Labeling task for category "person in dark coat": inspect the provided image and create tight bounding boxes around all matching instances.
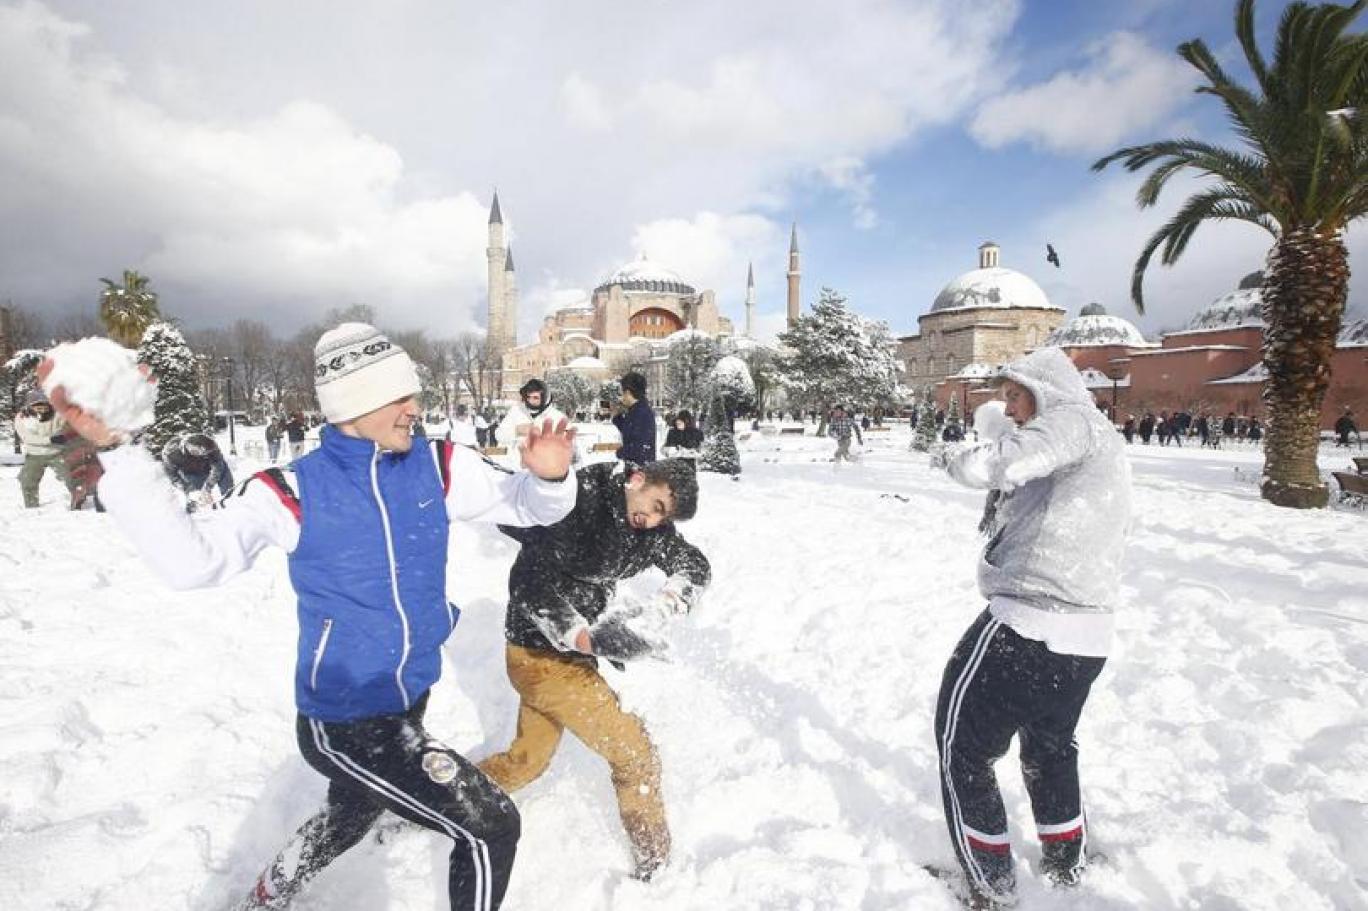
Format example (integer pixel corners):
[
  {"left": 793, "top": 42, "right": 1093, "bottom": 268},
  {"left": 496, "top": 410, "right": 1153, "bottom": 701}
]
[
  {"left": 1335, "top": 408, "right": 1359, "bottom": 447},
  {"left": 479, "top": 459, "right": 709, "bottom": 882},
  {"left": 285, "top": 412, "right": 308, "bottom": 458},
  {"left": 612, "top": 371, "right": 657, "bottom": 464},
  {"left": 162, "top": 432, "right": 236, "bottom": 512},
  {"left": 663, "top": 409, "right": 703, "bottom": 456},
  {"left": 1138, "top": 413, "right": 1155, "bottom": 444},
  {"left": 1122, "top": 415, "right": 1136, "bottom": 444},
  {"left": 1222, "top": 412, "right": 1237, "bottom": 439}
]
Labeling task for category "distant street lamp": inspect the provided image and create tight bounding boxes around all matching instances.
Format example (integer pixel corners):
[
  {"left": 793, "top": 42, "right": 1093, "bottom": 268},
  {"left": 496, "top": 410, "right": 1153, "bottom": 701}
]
[
  {"left": 222, "top": 356, "right": 237, "bottom": 456},
  {"left": 1109, "top": 366, "right": 1124, "bottom": 423}
]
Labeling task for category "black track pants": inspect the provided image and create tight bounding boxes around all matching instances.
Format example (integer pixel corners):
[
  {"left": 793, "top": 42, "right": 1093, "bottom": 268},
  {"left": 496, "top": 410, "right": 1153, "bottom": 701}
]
[
  {"left": 251, "top": 695, "right": 520, "bottom": 910},
  {"left": 933, "top": 610, "right": 1105, "bottom": 898}
]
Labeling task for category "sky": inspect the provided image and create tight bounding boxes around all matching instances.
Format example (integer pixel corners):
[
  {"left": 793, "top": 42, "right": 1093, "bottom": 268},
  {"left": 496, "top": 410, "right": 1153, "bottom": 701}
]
[{"left": 1, "top": 0, "right": 1365, "bottom": 345}]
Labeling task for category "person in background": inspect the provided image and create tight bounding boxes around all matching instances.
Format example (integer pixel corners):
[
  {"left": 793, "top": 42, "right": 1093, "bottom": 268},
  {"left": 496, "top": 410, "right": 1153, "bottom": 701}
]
[
  {"left": 473, "top": 408, "right": 491, "bottom": 448},
  {"left": 1122, "top": 414, "right": 1136, "bottom": 444},
  {"left": 15, "top": 390, "right": 69, "bottom": 509},
  {"left": 1335, "top": 407, "right": 1359, "bottom": 447},
  {"left": 497, "top": 379, "right": 566, "bottom": 448},
  {"left": 265, "top": 417, "right": 283, "bottom": 463},
  {"left": 828, "top": 404, "right": 863, "bottom": 461},
  {"left": 662, "top": 410, "right": 703, "bottom": 457},
  {"left": 613, "top": 371, "right": 657, "bottom": 464},
  {"left": 1248, "top": 416, "right": 1264, "bottom": 444},
  {"left": 935, "top": 348, "right": 1131, "bottom": 907},
  {"left": 162, "top": 432, "right": 236, "bottom": 513},
  {"left": 63, "top": 435, "right": 105, "bottom": 511},
  {"left": 285, "top": 412, "right": 308, "bottom": 459},
  {"left": 448, "top": 404, "right": 478, "bottom": 448}
]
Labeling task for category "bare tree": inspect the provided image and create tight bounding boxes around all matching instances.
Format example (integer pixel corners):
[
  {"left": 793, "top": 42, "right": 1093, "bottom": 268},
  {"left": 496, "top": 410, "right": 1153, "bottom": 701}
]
[
  {"left": 230, "top": 319, "right": 274, "bottom": 417},
  {"left": 452, "top": 332, "right": 497, "bottom": 412}
]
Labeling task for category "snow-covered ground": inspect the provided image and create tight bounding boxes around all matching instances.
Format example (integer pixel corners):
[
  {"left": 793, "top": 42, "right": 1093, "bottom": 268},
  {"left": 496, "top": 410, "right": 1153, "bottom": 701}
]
[{"left": 1, "top": 425, "right": 1366, "bottom": 910}]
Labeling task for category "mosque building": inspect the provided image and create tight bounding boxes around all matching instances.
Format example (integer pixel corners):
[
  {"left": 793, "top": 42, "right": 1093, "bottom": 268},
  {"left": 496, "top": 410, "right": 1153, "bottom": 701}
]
[
  {"left": 900, "top": 246, "right": 1365, "bottom": 429},
  {"left": 486, "top": 193, "right": 780, "bottom": 403}
]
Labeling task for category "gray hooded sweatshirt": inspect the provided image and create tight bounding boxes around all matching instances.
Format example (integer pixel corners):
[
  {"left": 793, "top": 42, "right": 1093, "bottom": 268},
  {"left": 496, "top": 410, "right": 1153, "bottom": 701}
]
[{"left": 945, "top": 347, "right": 1131, "bottom": 656}]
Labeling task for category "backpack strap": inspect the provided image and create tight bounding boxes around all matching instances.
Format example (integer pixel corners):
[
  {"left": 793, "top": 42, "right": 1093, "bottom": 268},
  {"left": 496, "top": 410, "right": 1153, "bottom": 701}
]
[{"left": 252, "top": 467, "right": 302, "bottom": 523}]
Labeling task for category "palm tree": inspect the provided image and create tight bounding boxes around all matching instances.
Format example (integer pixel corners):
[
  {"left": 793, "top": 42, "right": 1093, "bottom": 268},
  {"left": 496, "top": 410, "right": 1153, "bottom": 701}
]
[
  {"left": 1094, "top": 0, "right": 1368, "bottom": 509},
  {"left": 98, "top": 269, "right": 161, "bottom": 348}
]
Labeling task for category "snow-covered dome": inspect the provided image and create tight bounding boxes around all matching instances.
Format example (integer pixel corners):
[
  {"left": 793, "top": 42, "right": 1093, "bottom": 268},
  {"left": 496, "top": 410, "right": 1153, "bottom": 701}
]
[
  {"left": 1188, "top": 275, "right": 1265, "bottom": 331},
  {"left": 930, "top": 266, "right": 1055, "bottom": 313},
  {"left": 1045, "top": 303, "right": 1149, "bottom": 348},
  {"left": 595, "top": 256, "right": 696, "bottom": 296},
  {"left": 663, "top": 327, "right": 711, "bottom": 345}
]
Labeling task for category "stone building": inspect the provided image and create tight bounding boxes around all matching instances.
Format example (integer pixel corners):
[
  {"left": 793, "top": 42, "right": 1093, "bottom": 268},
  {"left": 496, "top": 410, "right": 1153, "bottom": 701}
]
[
  {"left": 488, "top": 194, "right": 741, "bottom": 403},
  {"left": 898, "top": 242, "right": 1066, "bottom": 407}
]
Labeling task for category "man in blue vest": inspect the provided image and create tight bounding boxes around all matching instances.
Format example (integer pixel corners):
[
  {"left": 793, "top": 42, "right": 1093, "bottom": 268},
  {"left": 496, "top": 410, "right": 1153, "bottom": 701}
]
[{"left": 41, "top": 323, "right": 577, "bottom": 911}]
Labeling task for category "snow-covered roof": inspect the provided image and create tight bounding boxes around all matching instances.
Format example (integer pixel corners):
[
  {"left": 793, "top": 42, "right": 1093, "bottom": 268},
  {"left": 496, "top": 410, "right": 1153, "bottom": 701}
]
[
  {"left": 1046, "top": 305, "right": 1152, "bottom": 348},
  {"left": 1130, "top": 344, "right": 1252, "bottom": 356},
  {"left": 595, "top": 256, "right": 696, "bottom": 296},
  {"left": 1209, "top": 362, "right": 1268, "bottom": 385},
  {"left": 1340, "top": 315, "right": 1368, "bottom": 348},
  {"left": 1078, "top": 367, "right": 1130, "bottom": 389},
  {"left": 1185, "top": 287, "right": 1264, "bottom": 331},
  {"left": 949, "top": 362, "right": 999, "bottom": 380},
  {"left": 566, "top": 355, "right": 607, "bottom": 369},
  {"left": 929, "top": 266, "right": 1059, "bottom": 314}
]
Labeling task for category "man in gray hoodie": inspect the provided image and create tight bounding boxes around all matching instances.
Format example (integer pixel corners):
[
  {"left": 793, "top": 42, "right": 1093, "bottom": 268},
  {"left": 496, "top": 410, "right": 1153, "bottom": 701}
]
[{"left": 934, "top": 347, "right": 1131, "bottom": 907}]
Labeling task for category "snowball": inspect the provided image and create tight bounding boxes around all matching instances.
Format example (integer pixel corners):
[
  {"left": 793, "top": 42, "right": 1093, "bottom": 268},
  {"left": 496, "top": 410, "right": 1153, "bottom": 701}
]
[
  {"left": 973, "top": 399, "right": 1014, "bottom": 442},
  {"left": 41, "top": 337, "right": 157, "bottom": 433}
]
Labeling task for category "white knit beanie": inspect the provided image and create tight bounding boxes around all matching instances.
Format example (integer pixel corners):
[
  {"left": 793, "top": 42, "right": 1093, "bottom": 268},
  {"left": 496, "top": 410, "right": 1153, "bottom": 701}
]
[{"left": 313, "top": 323, "right": 421, "bottom": 423}]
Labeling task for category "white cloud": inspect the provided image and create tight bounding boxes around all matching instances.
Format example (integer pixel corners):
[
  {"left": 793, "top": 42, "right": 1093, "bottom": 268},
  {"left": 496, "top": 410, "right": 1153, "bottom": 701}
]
[
  {"left": 0, "top": 0, "right": 1024, "bottom": 335},
  {"left": 818, "top": 157, "right": 878, "bottom": 229},
  {"left": 629, "top": 211, "right": 782, "bottom": 319},
  {"left": 970, "top": 31, "right": 1197, "bottom": 155}
]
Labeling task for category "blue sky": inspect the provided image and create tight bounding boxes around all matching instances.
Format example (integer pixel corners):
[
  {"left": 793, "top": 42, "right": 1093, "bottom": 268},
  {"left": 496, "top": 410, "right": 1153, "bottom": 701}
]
[{"left": 1, "top": 0, "right": 1363, "bottom": 342}]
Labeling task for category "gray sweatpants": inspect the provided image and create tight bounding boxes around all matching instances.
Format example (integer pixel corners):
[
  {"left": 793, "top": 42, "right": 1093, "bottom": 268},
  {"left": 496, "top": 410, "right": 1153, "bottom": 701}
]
[{"left": 19, "top": 452, "right": 68, "bottom": 508}]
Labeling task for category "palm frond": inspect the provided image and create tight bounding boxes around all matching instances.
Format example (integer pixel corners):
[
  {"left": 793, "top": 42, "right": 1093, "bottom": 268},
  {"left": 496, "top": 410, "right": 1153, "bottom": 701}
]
[{"left": 1236, "top": 0, "right": 1271, "bottom": 91}]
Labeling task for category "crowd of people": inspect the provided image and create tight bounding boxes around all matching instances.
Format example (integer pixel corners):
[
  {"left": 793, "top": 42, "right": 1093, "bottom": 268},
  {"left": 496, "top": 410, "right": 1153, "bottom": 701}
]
[{"left": 12, "top": 324, "right": 1365, "bottom": 910}]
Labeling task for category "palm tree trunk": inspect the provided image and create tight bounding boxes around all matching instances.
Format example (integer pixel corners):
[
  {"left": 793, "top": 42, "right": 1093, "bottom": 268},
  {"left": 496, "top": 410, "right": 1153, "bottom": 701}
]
[{"left": 1260, "top": 227, "right": 1349, "bottom": 509}]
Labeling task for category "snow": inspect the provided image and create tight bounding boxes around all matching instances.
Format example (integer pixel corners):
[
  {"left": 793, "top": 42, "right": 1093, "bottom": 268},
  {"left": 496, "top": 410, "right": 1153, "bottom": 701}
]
[
  {"left": 39, "top": 337, "right": 157, "bottom": 433},
  {"left": 1046, "top": 314, "right": 1151, "bottom": 349},
  {"left": 1184, "top": 288, "right": 1263, "bottom": 331},
  {"left": 2, "top": 426, "right": 1367, "bottom": 910}
]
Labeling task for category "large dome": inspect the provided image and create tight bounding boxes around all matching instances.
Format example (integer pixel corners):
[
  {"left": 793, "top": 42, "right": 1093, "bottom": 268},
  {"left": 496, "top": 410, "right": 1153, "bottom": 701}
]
[
  {"left": 1187, "top": 287, "right": 1264, "bottom": 331},
  {"left": 1045, "top": 303, "right": 1149, "bottom": 348},
  {"left": 595, "top": 257, "right": 696, "bottom": 296},
  {"left": 931, "top": 266, "right": 1054, "bottom": 313}
]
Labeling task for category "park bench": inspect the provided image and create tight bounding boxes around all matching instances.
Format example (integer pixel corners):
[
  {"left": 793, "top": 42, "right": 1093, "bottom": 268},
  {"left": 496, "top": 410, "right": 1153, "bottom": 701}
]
[
  {"left": 1333, "top": 457, "right": 1368, "bottom": 506},
  {"left": 243, "top": 440, "right": 265, "bottom": 459},
  {"left": 865, "top": 426, "right": 890, "bottom": 433},
  {"left": 780, "top": 427, "right": 806, "bottom": 436},
  {"left": 481, "top": 446, "right": 508, "bottom": 457},
  {"left": 1354, "top": 456, "right": 1368, "bottom": 474},
  {"left": 589, "top": 442, "right": 619, "bottom": 453}
]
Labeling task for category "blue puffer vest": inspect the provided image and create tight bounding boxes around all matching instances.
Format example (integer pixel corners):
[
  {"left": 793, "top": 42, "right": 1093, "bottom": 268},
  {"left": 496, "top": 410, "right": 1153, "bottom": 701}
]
[{"left": 289, "top": 428, "right": 457, "bottom": 722}]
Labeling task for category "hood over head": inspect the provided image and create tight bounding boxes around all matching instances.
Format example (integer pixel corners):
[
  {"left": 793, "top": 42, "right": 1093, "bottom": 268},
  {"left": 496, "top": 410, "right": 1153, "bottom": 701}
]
[{"left": 996, "top": 347, "right": 1093, "bottom": 416}]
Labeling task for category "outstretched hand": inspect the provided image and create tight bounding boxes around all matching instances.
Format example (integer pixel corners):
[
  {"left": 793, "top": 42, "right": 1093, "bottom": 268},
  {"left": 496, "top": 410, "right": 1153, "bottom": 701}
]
[
  {"left": 521, "top": 416, "right": 576, "bottom": 480},
  {"left": 37, "top": 358, "right": 126, "bottom": 448}
]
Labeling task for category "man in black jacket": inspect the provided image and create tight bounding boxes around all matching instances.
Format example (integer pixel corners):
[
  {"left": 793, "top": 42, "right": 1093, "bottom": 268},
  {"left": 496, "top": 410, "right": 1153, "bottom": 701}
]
[
  {"left": 479, "top": 458, "right": 709, "bottom": 881},
  {"left": 613, "top": 371, "right": 657, "bottom": 463}
]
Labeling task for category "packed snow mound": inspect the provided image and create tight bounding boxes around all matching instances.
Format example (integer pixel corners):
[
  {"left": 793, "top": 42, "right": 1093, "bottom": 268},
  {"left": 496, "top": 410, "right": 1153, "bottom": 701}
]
[{"left": 40, "top": 337, "right": 156, "bottom": 433}]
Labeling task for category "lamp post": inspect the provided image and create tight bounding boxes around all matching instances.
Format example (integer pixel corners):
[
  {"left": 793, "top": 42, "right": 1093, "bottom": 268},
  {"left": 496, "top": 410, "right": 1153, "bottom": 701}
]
[
  {"left": 1109, "top": 366, "right": 1123, "bottom": 424},
  {"left": 222, "top": 356, "right": 237, "bottom": 456}
]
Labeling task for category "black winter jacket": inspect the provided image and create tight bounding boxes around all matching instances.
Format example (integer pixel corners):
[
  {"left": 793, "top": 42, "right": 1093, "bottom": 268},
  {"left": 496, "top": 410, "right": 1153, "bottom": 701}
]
[{"left": 499, "top": 462, "right": 710, "bottom": 653}]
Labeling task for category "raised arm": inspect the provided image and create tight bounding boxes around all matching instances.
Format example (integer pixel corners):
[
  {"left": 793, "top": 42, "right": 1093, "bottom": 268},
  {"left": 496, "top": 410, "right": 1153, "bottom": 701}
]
[
  {"left": 945, "top": 407, "right": 1096, "bottom": 491},
  {"left": 99, "top": 446, "right": 300, "bottom": 589},
  {"left": 439, "top": 430, "right": 576, "bottom": 527}
]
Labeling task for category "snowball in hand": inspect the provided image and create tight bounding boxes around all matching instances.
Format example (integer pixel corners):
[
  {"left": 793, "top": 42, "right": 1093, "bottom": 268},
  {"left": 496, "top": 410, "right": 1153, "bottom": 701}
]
[
  {"left": 42, "top": 337, "right": 156, "bottom": 433},
  {"left": 974, "top": 399, "right": 1015, "bottom": 442}
]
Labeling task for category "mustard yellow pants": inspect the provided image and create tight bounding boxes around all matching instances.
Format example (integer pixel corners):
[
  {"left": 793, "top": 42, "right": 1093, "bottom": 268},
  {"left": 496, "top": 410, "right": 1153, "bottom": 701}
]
[{"left": 478, "top": 644, "right": 669, "bottom": 868}]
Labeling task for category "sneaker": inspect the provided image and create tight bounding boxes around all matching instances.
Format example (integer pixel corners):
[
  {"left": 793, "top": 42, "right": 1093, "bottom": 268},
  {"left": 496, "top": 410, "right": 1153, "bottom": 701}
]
[{"left": 1040, "top": 838, "right": 1086, "bottom": 888}]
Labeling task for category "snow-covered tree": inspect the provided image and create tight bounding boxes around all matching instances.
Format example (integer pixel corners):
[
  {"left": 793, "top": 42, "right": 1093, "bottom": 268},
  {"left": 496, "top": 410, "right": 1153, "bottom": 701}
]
[
  {"left": 665, "top": 332, "right": 720, "bottom": 413},
  {"left": 709, "top": 355, "right": 755, "bottom": 410},
  {"left": 3, "top": 349, "right": 43, "bottom": 454},
  {"left": 911, "top": 390, "right": 939, "bottom": 452},
  {"left": 137, "top": 322, "right": 210, "bottom": 456},
  {"left": 777, "top": 288, "right": 902, "bottom": 416},
  {"left": 699, "top": 389, "right": 741, "bottom": 476},
  {"left": 738, "top": 345, "right": 782, "bottom": 415},
  {"left": 546, "top": 371, "right": 597, "bottom": 418},
  {"left": 944, "top": 396, "right": 963, "bottom": 441}
]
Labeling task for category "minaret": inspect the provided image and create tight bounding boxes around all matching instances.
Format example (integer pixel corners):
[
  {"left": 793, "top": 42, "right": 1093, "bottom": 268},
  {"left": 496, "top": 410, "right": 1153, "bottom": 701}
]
[
  {"left": 745, "top": 261, "right": 756, "bottom": 337},
  {"left": 486, "top": 190, "right": 507, "bottom": 355},
  {"left": 503, "top": 245, "right": 519, "bottom": 350},
  {"left": 786, "top": 222, "right": 801, "bottom": 327}
]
